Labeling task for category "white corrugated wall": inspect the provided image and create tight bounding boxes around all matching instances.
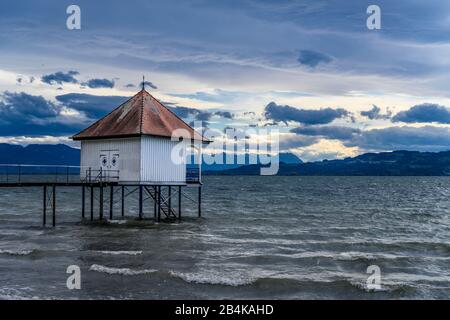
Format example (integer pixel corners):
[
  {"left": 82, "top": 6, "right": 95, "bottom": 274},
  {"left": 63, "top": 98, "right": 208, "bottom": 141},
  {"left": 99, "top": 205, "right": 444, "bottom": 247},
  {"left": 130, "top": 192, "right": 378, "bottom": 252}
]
[
  {"left": 80, "top": 138, "right": 141, "bottom": 182},
  {"left": 140, "top": 136, "right": 187, "bottom": 184}
]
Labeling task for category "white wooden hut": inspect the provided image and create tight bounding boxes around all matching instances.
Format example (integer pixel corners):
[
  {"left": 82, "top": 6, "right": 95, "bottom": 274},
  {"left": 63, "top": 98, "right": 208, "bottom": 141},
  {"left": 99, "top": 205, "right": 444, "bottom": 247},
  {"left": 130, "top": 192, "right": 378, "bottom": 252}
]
[{"left": 72, "top": 88, "right": 208, "bottom": 185}]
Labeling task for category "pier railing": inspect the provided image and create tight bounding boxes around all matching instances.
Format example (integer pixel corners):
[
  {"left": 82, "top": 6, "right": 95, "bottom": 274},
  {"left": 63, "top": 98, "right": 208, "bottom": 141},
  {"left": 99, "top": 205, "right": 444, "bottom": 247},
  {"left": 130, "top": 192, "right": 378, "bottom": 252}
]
[
  {"left": 82, "top": 168, "right": 120, "bottom": 183},
  {"left": 0, "top": 164, "right": 83, "bottom": 184},
  {"left": 0, "top": 165, "right": 119, "bottom": 184},
  {"left": 186, "top": 167, "right": 201, "bottom": 183}
]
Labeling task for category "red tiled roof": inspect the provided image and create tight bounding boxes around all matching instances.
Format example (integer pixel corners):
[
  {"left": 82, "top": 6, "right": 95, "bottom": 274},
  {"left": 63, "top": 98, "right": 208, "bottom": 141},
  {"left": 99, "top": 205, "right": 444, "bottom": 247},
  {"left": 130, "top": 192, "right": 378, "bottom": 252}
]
[{"left": 72, "top": 89, "right": 209, "bottom": 142}]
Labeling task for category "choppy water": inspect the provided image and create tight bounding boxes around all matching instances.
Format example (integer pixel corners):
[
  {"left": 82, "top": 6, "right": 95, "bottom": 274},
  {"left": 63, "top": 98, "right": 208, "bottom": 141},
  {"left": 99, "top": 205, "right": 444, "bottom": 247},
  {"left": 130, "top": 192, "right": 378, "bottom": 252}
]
[{"left": 0, "top": 176, "right": 449, "bottom": 299}]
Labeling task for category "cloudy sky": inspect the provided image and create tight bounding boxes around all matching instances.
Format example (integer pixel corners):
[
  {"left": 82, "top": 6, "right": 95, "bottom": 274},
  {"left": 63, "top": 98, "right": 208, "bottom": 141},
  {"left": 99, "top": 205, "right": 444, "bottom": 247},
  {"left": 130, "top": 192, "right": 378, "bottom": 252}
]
[{"left": 1, "top": 0, "right": 450, "bottom": 161}]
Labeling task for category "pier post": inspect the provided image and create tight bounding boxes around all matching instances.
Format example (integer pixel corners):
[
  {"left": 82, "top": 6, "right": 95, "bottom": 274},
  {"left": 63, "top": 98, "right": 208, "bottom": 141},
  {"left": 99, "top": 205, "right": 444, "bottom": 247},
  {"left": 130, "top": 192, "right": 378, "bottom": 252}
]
[
  {"left": 52, "top": 185, "right": 56, "bottom": 227},
  {"left": 157, "top": 186, "right": 161, "bottom": 222},
  {"left": 99, "top": 185, "right": 103, "bottom": 220},
  {"left": 168, "top": 186, "right": 171, "bottom": 214},
  {"left": 90, "top": 186, "right": 94, "bottom": 221},
  {"left": 43, "top": 186, "right": 47, "bottom": 226},
  {"left": 81, "top": 186, "right": 85, "bottom": 218},
  {"left": 153, "top": 186, "right": 157, "bottom": 220},
  {"left": 109, "top": 185, "right": 114, "bottom": 220},
  {"left": 121, "top": 186, "right": 125, "bottom": 217},
  {"left": 198, "top": 186, "right": 202, "bottom": 218},
  {"left": 178, "top": 186, "right": 181, "bottom": 221},
  {"left": 139, "top": 185, "right": 143, "bottom": 220}
]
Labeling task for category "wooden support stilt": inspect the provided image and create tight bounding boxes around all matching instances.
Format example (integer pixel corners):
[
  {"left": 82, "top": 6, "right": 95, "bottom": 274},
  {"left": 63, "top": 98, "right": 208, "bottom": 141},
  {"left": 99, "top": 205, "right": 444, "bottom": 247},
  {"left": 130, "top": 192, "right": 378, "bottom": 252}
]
[
  {"left": 198, "top": 186, "right": 202, "bottom": 218},
  {"left": 82, "top": 185, "right": 85, "bottom": 218},
  {"left": 99, "top": 185, "right": 103, "bottom": 220},
  {"left": 153, "top": 186, "right": 157, "bottom": 220},
  {"left": 178, "top": 185, "right": 181, "bottom": 221},
  {"left": 121, "top": 186, "right": 125, "bottom": 217},
  {"left": 157, "top": 186, "right": 161, "bottom": 222},
  {"left": 168, "top": 186, "right": 171, "bottom": 214},
  {"left": 90, "top": 186, "right": 94, "bottom": 221},
  {"left": 109, "top": 185, "right": 113, "bottom": 220},
  {"left": 43, "top": 185, "right": 47, "bottom": 226},
  {"left": 139, "top": 185, "right": 143, "bottom": 220},
  {"left": 52, "top": 185, "right": 56, "bottom": 227}
]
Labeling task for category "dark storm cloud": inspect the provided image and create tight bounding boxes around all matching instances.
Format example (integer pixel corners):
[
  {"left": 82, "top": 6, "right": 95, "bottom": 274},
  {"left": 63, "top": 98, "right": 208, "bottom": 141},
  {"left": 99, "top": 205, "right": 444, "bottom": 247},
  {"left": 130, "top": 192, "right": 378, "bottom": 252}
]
[
  {"left": 348, "top": 126, "right": 450, "bottom": 152},
  {"left": 298, "top": 50, "right": 332, "bottom": 68},
  {"left": 55, "top": 93, "right": 130, "bottom": 119},
  {"left": 140, "top": 81, "right": 158, "bottom": 89},
  {"left": 0, "top": 91, "right": 83, "bottom": 135},
  {"left": 392, "top": 103, "right": 450, "bottom": 124},
  {"left": 41, "top": 71, "right": 79, "bottom": 85},
  {"left": 279, "top": 135, "right": 318, "bottom": 150},
  {"left": 360, "top": 105, "right": 392, "bottom": 120},
  {"left": 83, "top": 78, "right": 115, "bottom": 89},
  {"left": 214, "top": 111, "right": 233, "bottom": 119},
  {"left": 167, "top": 105, "right": 211, "bottom": 121},
  {"left": 0, "top": 91, "right": 58, "bottom": 119},
  {"left": 125, "top": 83, "right": 135, "bottom": 88},
  {"left": 163, "top": 102, "right": 234, "bottom": 122},
  {"left": 264, "top": 102, "right": 350, "bottom": 125},
  {"left": 291, "top": 125, "right": 361, "bottom": 140}
]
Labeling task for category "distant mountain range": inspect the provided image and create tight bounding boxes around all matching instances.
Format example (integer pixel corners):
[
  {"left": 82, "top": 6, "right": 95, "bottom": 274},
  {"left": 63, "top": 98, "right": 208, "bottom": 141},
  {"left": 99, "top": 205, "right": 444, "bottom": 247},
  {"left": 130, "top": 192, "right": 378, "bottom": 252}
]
[
  {"left": 191, "top": 152, "right": 303, "bottom": 171},
  {"left": 207, "top": 150, "right": 450, "bottom": 176},
  {"left": 2, "top": 144, "right": 450, "bottom": 176},
  {"left": 0, "top": 144, "right": 80, "bottom": 166}
]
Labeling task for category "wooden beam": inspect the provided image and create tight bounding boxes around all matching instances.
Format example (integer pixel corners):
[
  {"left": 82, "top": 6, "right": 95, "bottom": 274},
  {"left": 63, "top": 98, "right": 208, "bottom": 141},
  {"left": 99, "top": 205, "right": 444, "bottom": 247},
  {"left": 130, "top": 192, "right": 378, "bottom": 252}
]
[
  {"left": 43, "top": 186, "right": 47, "bottom": 226},
  {"left": 90, "top": 186, "right": 94, "bottom": 221},
  {"left": 198, "top": 186, "right": 202, "bottom": 218},
  {"left": 139, "top": 185, "right": 143, "bottom": 220},
  {"left": 81, "top": 185, "right": 85, "bottom": 218},
  {"left": 109, "top": 185, "right": 113, "bottom": 220},
  {"left": 52, "top": 185, "right": 56, "bottom": 227},
  {"left": 121, "top": 186, "right": 125, "bottom": 217},
  {"left": 99, "top": 185, "right": 103, "bottom": 220}
]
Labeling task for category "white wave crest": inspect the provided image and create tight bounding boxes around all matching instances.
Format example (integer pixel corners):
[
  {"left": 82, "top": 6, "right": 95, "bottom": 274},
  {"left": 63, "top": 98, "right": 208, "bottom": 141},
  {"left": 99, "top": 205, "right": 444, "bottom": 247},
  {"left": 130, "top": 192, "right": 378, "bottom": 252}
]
[
  {"left": 169, "top": 270, "right": 256, "bottom": 286},
  {"left": 97, "top": 250, "right": 143, "bottom": 256},
  {"left": 0, "top": 249, "right": 34, "bottom": 256},
  {"left": 108, "top": 220, "right": 127, "bottom": 225},
  {"left": 89, "top": 264, "right": 156, "bottom": 276}
]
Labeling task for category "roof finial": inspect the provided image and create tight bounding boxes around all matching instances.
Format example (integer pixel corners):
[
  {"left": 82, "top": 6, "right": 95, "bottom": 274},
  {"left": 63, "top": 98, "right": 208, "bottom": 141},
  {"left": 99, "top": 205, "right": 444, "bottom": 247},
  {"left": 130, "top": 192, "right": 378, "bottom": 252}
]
[{"left": 142, "top": 75, "right": 145, "bottom": 91}]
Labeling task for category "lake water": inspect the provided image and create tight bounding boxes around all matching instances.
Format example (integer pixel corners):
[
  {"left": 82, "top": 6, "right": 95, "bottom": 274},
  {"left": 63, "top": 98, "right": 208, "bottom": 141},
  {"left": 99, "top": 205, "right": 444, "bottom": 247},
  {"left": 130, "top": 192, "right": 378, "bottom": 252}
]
[{"left": 0, "top": 176, "right": 449, "bottom": 299}]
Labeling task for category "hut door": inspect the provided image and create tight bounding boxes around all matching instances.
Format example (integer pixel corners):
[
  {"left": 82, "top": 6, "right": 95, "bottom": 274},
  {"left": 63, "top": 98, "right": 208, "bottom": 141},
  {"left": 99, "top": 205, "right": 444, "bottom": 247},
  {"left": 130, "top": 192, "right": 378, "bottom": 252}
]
[
  {"left": 110, "top": 153, "right": 120, "bottom": 170},
  {"left": 99, "top": 150, "right": 120, "bottom": 180},
  {"left": 99, "top": 153, "right": 108, "bottom": 171}
]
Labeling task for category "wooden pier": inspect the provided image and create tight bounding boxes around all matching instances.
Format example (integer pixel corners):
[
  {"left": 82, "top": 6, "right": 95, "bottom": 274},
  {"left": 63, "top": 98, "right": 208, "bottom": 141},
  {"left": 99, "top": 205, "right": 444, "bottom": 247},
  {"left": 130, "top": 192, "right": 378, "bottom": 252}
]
[{"left": 0, "top": 165, "right": 203, "bottom": 227}]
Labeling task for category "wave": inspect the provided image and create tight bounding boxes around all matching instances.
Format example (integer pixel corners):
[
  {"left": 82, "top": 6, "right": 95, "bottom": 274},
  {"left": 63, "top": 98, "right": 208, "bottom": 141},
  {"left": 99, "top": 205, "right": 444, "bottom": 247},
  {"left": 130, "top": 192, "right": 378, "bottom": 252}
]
[
  {"left": 223, "top": 251, "right": 445, "bottom": 265},
  {"left": 169, "top": 270, "right": 256, "bottom": 286},
  {"left": 204, "top": 235, "right": 450, "bottom": 252},
  {"left": 108, "top": 220, "right": 127, "bottom": 225},
  {"left": 0, "top": 249, "right": 34, "bottom": 256},
  {"left": 89, "top": 264, "right": 157, "bottom": 276},
  {"left": 96, "top": 250, "right": 143, "bottom": 256},
  {"left": 166, "top": 271, "right": 414, "bottom": 293},
  {"left": 0, "top": 288, "right": 36, "bottom": 300}
]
